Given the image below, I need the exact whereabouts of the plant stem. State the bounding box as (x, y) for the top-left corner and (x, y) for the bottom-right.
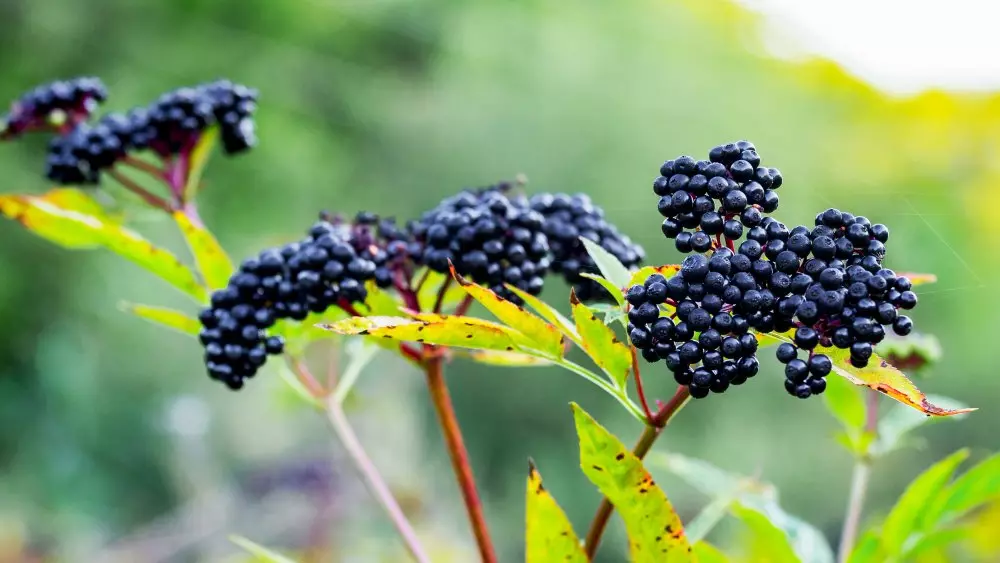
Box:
(837, 391), (879, 562)
(424, 354), (497, 563)
(108, 169), (173, 213)
(325, 398), (431, 563)
(630, 347), (655, 424)
(583, 385), (691, 558)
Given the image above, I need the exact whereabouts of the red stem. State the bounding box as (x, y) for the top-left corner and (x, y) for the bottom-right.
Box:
(433, 277), (452, 314)
(630, 347), (655, 424)
(108, 169), (173, 213)
(424, 355), (497, 563)
(455, 295), (474, 317)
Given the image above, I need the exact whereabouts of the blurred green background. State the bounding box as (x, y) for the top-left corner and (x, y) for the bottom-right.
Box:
(1, 0), (998, 561)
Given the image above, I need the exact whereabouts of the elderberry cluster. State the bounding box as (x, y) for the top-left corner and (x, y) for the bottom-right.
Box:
(626, 253), (761, 399)
(198, 212), (396, 389)
(408, 183), (550, 302)
(529, 192), (644, 301)
(655, 140), (782, 253)
(1, 77), (107, 139)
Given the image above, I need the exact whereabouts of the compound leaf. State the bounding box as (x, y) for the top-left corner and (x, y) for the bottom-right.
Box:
(0, 190), (206, 301)
(580, 238), (632, 290)
(579, 272), (625, 306)
(451, 266), (564, 358)
(321, 315), (521, 353)
(925, 452), (1000, 527)
(570, 290), (631, 388)
(173, 210), (234, 291)
(461, 349), (552, 367)
(525, 461), (588, 563)
(505, 284), (582, 347)
(119, 302), (199, 336)
(731, 504), (800, 563)
(571, 404), (692, 562)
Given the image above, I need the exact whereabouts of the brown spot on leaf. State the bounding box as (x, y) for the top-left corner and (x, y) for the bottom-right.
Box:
(466, 334), (474, 338)
(639, 488), (648, 494)
(616, 453), (625, 461)
(359, 330), (370, 336)
(506, 346), (514, 351)
(592, 465), (604, 471)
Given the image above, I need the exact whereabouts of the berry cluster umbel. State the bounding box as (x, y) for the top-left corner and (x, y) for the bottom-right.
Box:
(198, 212), (406, 389)
(0, 77), (107, 139)
(642, 141), (920, 399)
(530, 193), (644, 302)
(46, 80), (257, 185)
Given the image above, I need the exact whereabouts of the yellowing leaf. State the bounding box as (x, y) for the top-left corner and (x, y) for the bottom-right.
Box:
(416, 269), (467, 312)
(525, 461), (588, 563)
(570, 290), (631, 388)
(461, 349), (553, 367)
(764, 332), (973, 417)
(571, 404), (693, 562)
(579, 272), (625, 306)
(451, 266), (565, 358)
(504, 284), (582, 347)
(880, 449), (969, 555)
(119, 302), (199, 336)
(731, 504), (800, 563)
(184, 126), (218, 201)
(321, 315), (520, 353)
(628, 265), (681, 288)
(361, 282), (405, 317)
(0, 191), (206, 301)
(173, 211), (234, 291)
(692, 542), (728, 563)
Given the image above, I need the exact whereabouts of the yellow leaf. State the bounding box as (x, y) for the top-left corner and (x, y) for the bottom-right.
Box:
(184, 126), (218, 201)
(451, 265), (565, 358)
(570, 290), (631, 388)
(461, 349), (553, 367)
(119, 302), (199, 336)
(320, 315), (522, 353)
(525, 461), (588, 563)
(0, 190), (206, 301)
(504, 284), (582, 348)
(628, 265), (682, 289)
(572, 404), (693, 562)
(173, 211), (234, 291)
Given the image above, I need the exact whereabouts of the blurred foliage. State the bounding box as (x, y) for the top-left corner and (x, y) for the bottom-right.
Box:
(1, 0), (998, 561)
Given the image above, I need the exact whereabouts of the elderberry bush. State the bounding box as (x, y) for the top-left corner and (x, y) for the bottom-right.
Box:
(655, 140), (782, 253)
(530, 192), (644, 301)
(0, 77), (107, 139)
(408, 183), (551, 303)
(198, 212), (409, 389)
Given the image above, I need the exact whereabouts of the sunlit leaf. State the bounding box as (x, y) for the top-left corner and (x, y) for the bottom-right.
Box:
(924, 452), (1000, 528)
(571, 404), (693, 562)
(761, 332), (973, 417)
(731, 504), (799, 563)
(119, 302), (199, 336)
(579, 272), (625, 306)
(43, 187), (115, 220)
(880, 449), (969, 556)
(184, 126), (218, 201)
(228, 534), (298, 563)
(505, 284), (582, 347)
(361, 282), (405, 317)
(871, 394), (971, 456)
(173, 210), (234, 291)
(321, 315), (521, 353)
(416, 269), (467, 312)
(570, 290), (631, 388)
(0, 191), (207, 301)
(847, 531), (886, 563)
(525, 461), (588, 563)
(691, 542), (728, 563)
(451, 266), (565, 358)
(627, 265), (681, 288)
(580, 238), (632, 290)
(899, 528), (973, 562)
(460, 349), (553, 367)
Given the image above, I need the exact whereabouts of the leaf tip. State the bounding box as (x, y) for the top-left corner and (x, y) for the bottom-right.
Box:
(569, 288), (581, 306)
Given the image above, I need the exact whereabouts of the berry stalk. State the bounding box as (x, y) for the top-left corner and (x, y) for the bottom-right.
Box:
(583, 385), (691, 558)
(424, 355), (498, 563)
(837, 390), (879, 562)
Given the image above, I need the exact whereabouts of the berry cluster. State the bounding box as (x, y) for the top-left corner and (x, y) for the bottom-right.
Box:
(1, 77), (107, 139)
(409, 183), (551, 302)
(198, 213), (393, 389)
(626, 253), (761, 398)
(44, 80), (258, 185)
(530, 192), (645, 301)
(655, 141), (782, 253)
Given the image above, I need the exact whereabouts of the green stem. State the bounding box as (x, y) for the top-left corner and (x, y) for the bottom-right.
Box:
(583, 385), (691, 559)
(556, 359), (646, 422)
(837, 390), (879, 562)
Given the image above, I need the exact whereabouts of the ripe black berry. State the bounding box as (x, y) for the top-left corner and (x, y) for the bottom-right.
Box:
(1, 77), (107, 139)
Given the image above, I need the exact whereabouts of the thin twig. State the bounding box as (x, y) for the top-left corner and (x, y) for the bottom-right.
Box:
(433, 277), (452, 314)
(584, 385), (691, 559)
(121, 155), (166, 179)
(455, 295), (474, 317)
(837, 391), (879, 562)
(424, 355), (497, 563)
(108, 169), (173, 212)
(630, 347), (655, 424)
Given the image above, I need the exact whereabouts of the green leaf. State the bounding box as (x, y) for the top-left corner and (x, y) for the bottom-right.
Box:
(331, 340), (380, 404)
(451, 266), (565, 358)
(870, 394), (971, 457)
(580, 237), (632, 290)
(761, 331), (973, 417)
(571, 404), (693, 562)
(321, 315), (522, 353)
(173, 210), (234, 291)
(683, 496), (734, 544)
(184, 126), (218, 201)
(0, 190), (207, 301)
(554, 361), (645, 423)
(579, 272), (625, 306)
(731, 504), (800, 563)
(924, 452), (1000, 527)
(880, 449), (969, 555)
(525, 461), (588, 563)
(847, 531), (886, 563)
(823, 375), (867, 452)
(570, 290), (631, 388)
(228, 534), (298, 563)
(505, 284), (582, 347)
(899, 528), (973, 561)
(119, 302), (199, 336)
(360, 282), (406, 317)
(691, 542), (728, 563)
